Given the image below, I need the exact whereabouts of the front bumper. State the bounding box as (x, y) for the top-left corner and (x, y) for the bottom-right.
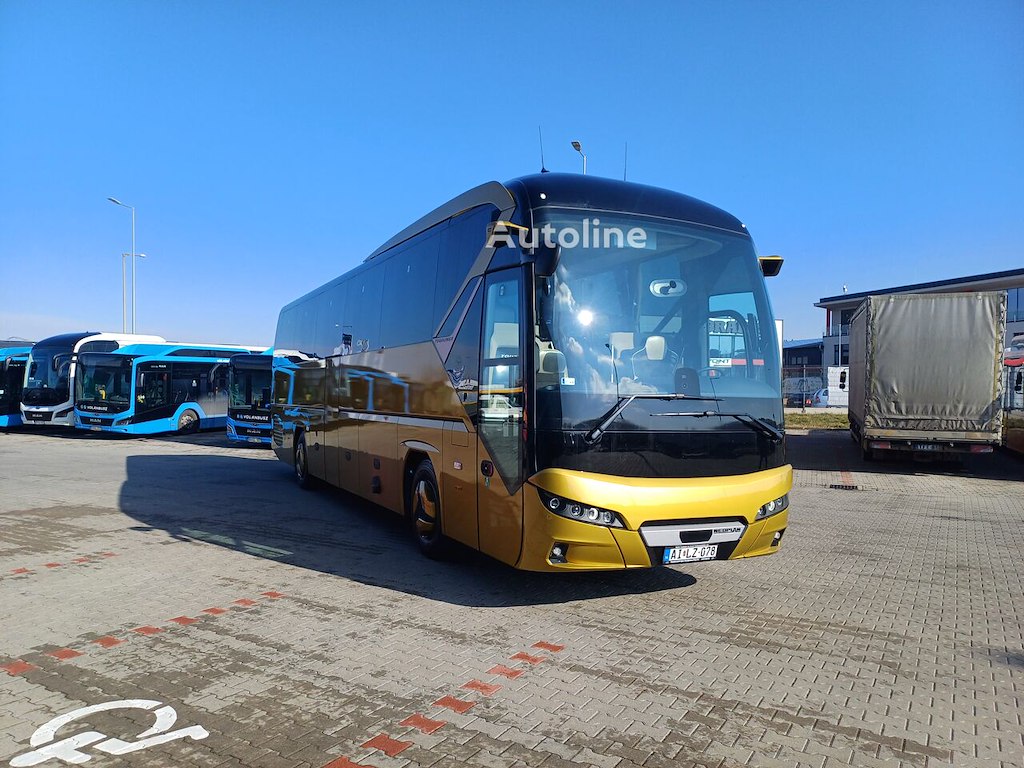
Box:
(516, 465), (792, 572)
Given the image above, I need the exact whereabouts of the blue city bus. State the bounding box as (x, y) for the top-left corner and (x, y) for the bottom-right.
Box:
(74, 343), (261, 435)
(227, 352), (273, 444)
(21, 332), (165, 427)
(0, 346), (32, 428)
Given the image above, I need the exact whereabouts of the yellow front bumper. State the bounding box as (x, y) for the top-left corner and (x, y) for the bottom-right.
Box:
(516, 465), (792, 572)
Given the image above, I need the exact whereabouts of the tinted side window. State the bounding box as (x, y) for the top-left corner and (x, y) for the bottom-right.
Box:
(380, 229), (441, 348)
(314, 282), (347, 358)
(434, 205), (497, 330)
(345, 268), (384, 353)
(445, 287), (483, 422)
(274, 307), (296, 350)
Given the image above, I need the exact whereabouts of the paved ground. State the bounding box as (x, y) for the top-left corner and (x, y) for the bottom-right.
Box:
(1, 427), (1022, 768)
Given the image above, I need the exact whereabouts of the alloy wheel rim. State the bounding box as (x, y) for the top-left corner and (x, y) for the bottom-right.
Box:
(414, 479), (437, 542)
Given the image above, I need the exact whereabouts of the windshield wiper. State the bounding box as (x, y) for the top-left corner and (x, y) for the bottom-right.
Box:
(583, 393), (721, 444)
(654, 410), (784, 443)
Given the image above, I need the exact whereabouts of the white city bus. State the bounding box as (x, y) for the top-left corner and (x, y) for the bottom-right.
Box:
(21, 332), (165, 427)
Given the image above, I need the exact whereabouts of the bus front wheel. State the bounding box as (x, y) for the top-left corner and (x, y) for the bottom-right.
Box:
(294, 432), (314, 490)
(411, 459), (449, 559)
(177, 409), (199, 433)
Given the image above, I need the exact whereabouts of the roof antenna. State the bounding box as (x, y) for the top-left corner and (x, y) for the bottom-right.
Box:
(623, 141), (628, 181)
(538, 126), (549, 173)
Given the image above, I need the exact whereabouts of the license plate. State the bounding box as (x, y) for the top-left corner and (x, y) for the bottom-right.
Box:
(248, 437), (261, 444)
(663, 544), (718, 564)
(90, 426), (102, 432)
(913, 443), (939, 451)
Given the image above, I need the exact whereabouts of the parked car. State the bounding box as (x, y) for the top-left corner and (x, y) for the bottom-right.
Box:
(786, 391), (813, 407)
(811, 388), (829, 407)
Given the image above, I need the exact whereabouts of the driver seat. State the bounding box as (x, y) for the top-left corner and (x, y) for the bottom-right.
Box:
(631, 335), (678, 388)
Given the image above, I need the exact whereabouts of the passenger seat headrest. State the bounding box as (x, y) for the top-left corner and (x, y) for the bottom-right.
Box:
(645, 335), (666, 361)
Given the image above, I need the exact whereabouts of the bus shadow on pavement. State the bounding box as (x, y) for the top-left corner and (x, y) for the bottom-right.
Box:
(119, 454), (697, 608)
(787, 429), (1024, 481)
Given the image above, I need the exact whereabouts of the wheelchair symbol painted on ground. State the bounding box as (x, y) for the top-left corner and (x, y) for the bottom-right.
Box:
(9, 699), (209, 766)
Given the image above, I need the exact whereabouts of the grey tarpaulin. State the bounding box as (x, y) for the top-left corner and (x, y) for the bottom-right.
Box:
(849, 292), (1005, 437)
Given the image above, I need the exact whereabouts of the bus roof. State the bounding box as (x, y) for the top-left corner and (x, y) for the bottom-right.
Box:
(366, 173), (748, 263)
(2, 347), (32, 360)
(31, 332), (99, 348)
(91, 342), (257, 358)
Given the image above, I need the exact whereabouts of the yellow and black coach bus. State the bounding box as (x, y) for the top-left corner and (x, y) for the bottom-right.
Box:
(272, 173), (790, 571)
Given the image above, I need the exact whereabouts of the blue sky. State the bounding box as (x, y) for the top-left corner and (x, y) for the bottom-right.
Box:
(1, 1), (1021, 345)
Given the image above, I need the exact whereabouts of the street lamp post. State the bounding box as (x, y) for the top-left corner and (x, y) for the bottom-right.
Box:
(120, 253), (128, 333)
(108, 197), (137, 332)
(571, 140), (587, 175)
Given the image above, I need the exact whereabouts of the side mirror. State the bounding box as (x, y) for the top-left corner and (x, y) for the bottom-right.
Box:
(759, 255), (783, 277)
(534, 244), (561, 278)
(839, 370), (847, 390)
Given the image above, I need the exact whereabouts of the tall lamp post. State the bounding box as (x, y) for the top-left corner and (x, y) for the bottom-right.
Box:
(571, 140), (587, 175)
(107, 197), (137, 332)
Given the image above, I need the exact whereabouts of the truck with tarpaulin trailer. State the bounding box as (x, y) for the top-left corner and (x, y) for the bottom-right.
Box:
(848, 292), (1005, 460)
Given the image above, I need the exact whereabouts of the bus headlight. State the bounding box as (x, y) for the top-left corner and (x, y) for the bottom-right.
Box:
(757, 494), (789, 520)
(536, 489), (624, 528)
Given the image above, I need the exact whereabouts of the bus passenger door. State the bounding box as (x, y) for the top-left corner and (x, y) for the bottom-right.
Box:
(476, 269), (525, 566)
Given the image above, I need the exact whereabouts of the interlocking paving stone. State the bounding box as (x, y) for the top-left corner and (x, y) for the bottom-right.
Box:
(0, 429), (1021, 767)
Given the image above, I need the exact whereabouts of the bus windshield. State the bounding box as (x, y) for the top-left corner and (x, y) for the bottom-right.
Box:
(76, 355), (134, 410)
(23, 345), (73, 406)
(229, 368), (272, 410)
(533, 209), (781, 432)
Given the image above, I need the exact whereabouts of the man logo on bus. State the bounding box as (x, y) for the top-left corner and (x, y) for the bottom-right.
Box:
(487, 219), (647, 252)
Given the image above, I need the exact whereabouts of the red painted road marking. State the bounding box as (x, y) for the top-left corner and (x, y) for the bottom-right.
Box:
(400, 713), (447, 734)
(44, 563), (62, 569)
(100, 552), (117, 557)
(72, 557), (92, 564)
(488, 664), (524, 679)
(47, 648), (84, 661)
(361, 734), (411, 757)
(132, 625), (163, 635)
(532, 641), (565, 653)
(202, 607), (227, 615)
(10, 568), (31, 575)
(234, 598), (257, 606)
(433, 695), (475, 714)
(321, 758), (368, 768)
(92, 636), (122, 649)
(169, 616), (198, 626)
(462, 679), (501, 696)
(1, 660), (36, 676)
(510, 651), (544, 665)
(261, 591), (285, 599)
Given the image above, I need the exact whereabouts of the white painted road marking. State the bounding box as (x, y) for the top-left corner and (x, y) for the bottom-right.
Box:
(10, 699), (209, 766)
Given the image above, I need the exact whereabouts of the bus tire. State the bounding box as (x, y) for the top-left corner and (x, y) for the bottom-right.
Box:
(410, 459), (449, 559)
(294, 431), (314, 490)
(177, 409), (200, 433)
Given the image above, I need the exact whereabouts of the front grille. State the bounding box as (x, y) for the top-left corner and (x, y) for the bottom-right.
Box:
(23, 411), (53, 422)
(80, 416), (114, 427)
(236, 425), (269, 437)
